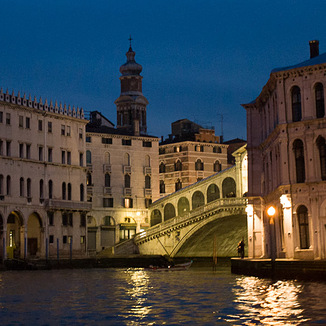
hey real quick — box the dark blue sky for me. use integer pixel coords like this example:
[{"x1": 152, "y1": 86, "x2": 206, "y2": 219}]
[{"x1": 1, "y1": 1, "x2": 325, "y2": 141}]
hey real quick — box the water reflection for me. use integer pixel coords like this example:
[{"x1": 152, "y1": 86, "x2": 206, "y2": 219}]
[{"x1": 231, "y1": 277, "x2": 310, "y2": 325}]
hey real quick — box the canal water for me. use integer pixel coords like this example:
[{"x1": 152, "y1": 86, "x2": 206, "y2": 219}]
[{"x1": 0, "y1": 266, "x2": 325, "y2": 325}]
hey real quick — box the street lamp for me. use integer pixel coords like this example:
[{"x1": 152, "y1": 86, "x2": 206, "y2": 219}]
[{"x1": 267, "y1": 205, "x2": 276, "y2": 262}]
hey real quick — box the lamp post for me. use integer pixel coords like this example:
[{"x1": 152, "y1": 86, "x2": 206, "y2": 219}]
[{"x1": 267, "y1": 206, "x2": 276, "y2": 262}]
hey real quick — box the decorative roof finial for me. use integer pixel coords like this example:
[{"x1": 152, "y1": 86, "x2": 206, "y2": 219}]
[{"x1": 128, "y1": 35, "x2": 133, "y2": 49}]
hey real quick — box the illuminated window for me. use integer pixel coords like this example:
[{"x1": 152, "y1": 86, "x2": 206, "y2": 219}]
[
  {"x1": 297, "y1": 205, "x2": 310, "y2": 249},
  {"x1": 124, "y1": 198, "x2": 133, "y2": 208}
]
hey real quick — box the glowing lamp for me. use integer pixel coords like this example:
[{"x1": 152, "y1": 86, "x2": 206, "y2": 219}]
[{"x1": 267, "y1": 206, "x2": 276, "y2": 217}]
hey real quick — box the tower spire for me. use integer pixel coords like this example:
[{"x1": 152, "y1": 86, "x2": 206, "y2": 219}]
[{"x1": 128, "y1": 35, "x2": 133, "y2": 49}]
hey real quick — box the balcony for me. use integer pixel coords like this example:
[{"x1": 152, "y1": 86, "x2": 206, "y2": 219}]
[
  {"x1": 124, "y1": 187, "x2": 132, "y2": 196},
  {"x1": 196, "y1": 171, "x2": 204, "y2": 178},
  {"x1": 123, "y1": 165, "x2": 131, "y2": 174},
  {"x1": 45, "y1": 199, "x2": 92, "y2": 211},
  {"x1": 103, "y1": 187, "x2": 112, "y2": 195},
  {"x1": 144, "y1": 167, "x2": 151, "y2": 175},
  {"x1": 103, "y1": 164, "x2": 111, "y2": 173},
  {"x1": 87, "y1": 186, "x2": 93, "y2": 195},
  {"x1": 144, "y1": 189, "x2": 152, "y2": 197},
  {"x1": 86, "y1": 163, "x2": 92, "y2": 172}
]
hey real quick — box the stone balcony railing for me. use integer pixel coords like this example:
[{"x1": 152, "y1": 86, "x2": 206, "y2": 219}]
[{"x1": 45, "y1": 199, "x2": 92, "y2": 211}]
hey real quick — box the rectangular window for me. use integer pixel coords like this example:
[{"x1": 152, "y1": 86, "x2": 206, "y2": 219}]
[
  {"x1": 38, "y1": 120, "x2": 43, "y2": 131},
  {"x1": 86, "y1": 136, "x2": 92, "y2": 143},
  {"x1": 38, "y1": 146, "x2": 43, "y2": 161},
  {"x1": 26, "y1": 144, "x2": 31, "y2": 159},
  {"x1": 145, "y1": 198, "x2": 152, "y2": 208},
  {"x1": 61, "y1": 150, "x2": 66, "y2": 164},
  {"x1": 102, "y1": 137, "x2": 112, "y2": 144},
  {"x1": 49, "y1": 235, "x2": 54, "y2": 244},
  {"x1": 67, "y1": 126, "x2": 71, "y2": 136},
  {"x1": 68, "y1": 213, "x2": 73, "y2": 226},
  {"x1": 67, "y1": 151, "x2": 71, "y2": 165},
  {"x1": 124, "y1": 198, "x2": 133, "y2": 208},
  {"x1": 19, "y1": 116, "x2": 24, "y2": 128},
  {"x1": 80, "y1": 213, "x2": 86, "y2": 227},
  {"x1": 63, "y1": 236, "x2": 67, "y2": 244},
  {"x1": 48, "y1": 211, "x2": 54, "y2": 226},
  {"x1": 0, "y1": 111, "x2": 3, "y2": 123},
  {"x1": 103, "y1": 197, "x2": 114, "y2": 207},
  {"x1": 80, "y1": 236, "x2": 85, "y2": 244},
  {"x1": 0, "y1": 140, "x2": 3, "y2": 155},
  {"x1": 48, "y1": 147, "x2": 53, "y2": 162},
  {"x1": 19, "y1": 143, "x2": 24, "y2": 158},
  {"x1": 122, "y1": 139, "x2": 132, "y2": 146},
  {"x1": 143, "y1": 141, "x2": 152, "y2": 147},
  {"x1": 68, "y1": 236, "x2": 73, "y2": 244},
  {"x1": 6, "y1": 113, "x2": 10, "y2": 125},
  {"x1": 62, "y1": 213, "x2": 68, "y2": 226},
  {"x1": 26, "y1": 117, "x2": 30, "y2": 129},
  {"x1": 79, "y1": 128, "x2": 83, "y2": 139},
  {"x1": 6, "y1": 141, "x2": 11, "y2": 156},
  {"x1": 48, "y1": 121, "x2": 52, "y2": 133},
  {"x1": 61, "y1": 125, "x2": 65, "y2": 136},
  {"x1": 79, "y1": 153, "x2": 83, "y2": 167}
]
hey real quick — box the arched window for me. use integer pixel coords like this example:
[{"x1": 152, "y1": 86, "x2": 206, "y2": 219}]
[
  {"x1": 80, "y1": 184, "x2": 84, "y2": 202},
  {"x1": 291, "y1": 86, "x2": 302, "y2": 122},
  {"x1": 103, "y1": 216, "x2": 115, "y2": 226},
  {"x1": 62, "y1": 182, "x2": 66, "y2": 200},
  {"x1": 315, "y1": 83, "x2": 325, "y2": 118},
  {"x1": 27, "y1": 178, "x2": 31, "y2": 198},
  {"x1": 297, "y1": 205, "x2": 310, "y2": 249},
  {"x1": 0, "y1": 175, "x2": 3, "y2": 195},
  {"x1": 105, "y1": 173, "x2": 111, "y2": 187},
  {"x1": 68, "y1": 183, "x2": 72, "y2": 200},
  {"x1": 40, "y1": 179, "x2": 44, "y2": 199},
  {"x1": 124, "y1": 174, "x2": 131, "y2": 188},
  {"x1": 145, "y1": 175, "x2": 151, "y2": 189},
  {"x1": 160, "y1": 180, "x2": 165, "y2": 194},
  {"x1": 159, "y1": 162, "x2": 166, "y2": 173},
  {"x1": 49, "y1": 180, "x2": 53, "y2": 199},
  {"x1": 317, "y1": 136, "x2": 326, "y2": 180},
  {"x1": 86, "y1": 172, "x2": 92, "y2": 186},
  {"x1": 6, "y1": 176, "x2": 11, "y2": 195},
  {"x1": 124, "y1": 153, "x2": 130, "y2": 166},
  {"x1": 20, "y1": 177, "x2": 24, "y2": 197},
  {"x1": 174, "y1": 160, "x2": 182, "y2": 171},
  {"x1": 195, "y1": 159, "x2": 204, "y2": 171},
  {"x1": 293, "y1": 139, "x2": 305, "y2": 183},
  {"x1": 214, "y1": 161, "x2": 221, "y2": 172},
  {"x1": 175, "y1": 179, "x2": 182, "y2": 191},
  {"x1": 86, "y1": 150, "x2": 92, "y2": 164}
]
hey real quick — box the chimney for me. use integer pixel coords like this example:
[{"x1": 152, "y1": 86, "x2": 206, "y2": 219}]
[{"x1": 309, "y1": 40, "x2": 319, "y2": 58}]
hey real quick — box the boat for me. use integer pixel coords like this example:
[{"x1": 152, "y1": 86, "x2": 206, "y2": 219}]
[{"x1": 147, "y1": 260, "x2": 193, "y2": 271}]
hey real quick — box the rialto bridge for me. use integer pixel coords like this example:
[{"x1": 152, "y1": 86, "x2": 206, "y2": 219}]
[{"x1": 134, "y1": 146, "x2": 248, "y2": 258}]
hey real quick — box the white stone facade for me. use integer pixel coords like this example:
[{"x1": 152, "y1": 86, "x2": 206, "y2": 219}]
[{"x1": 244, "y1": 41, "x2": 326, "y2": 260}]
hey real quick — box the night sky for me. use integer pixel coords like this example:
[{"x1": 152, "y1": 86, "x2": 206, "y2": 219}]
[{"x1": 0, "y1": 1, "x2": 325, "y2": 141}]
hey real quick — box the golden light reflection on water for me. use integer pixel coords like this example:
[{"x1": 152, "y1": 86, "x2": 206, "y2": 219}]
[
  {"x1": 124, "y1": 268, "x2": 151, "y2": 322},
  {"x1": 231, "y1": 276, "x2": 310, "y2": 325}
]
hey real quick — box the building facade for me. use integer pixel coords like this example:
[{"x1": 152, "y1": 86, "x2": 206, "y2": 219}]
[
  {"x1": 0, "y1": 90, "x2": 90, "y2": 260},
  {"x1": 244, "y1": 40, "x2": 326, "y2": 260},
  {"x1": 159, "y1": 119, "x2": 228, "y2": 196}
]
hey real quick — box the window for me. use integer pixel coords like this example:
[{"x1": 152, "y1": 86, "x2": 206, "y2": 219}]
[
  {"x1": 0, "y1": 175, "x2": 3, "y2": 195},
  {"x1": 80, "y1": 236, "x2": 85, "y2": 244},
  {"x1": 80, "y1": 184, "x2": 84, "y2": 201},
  {"x1": 86, "y1": 173, "x2": 92, "y2": 186},
  {"x1": 0, "y1": 140, "x2": 3, "y2": 155},
  {"x1": 214, "y1": 161, "x2": 221, "y2": 172},
  {"x1": 19, "y1": 143, "x2": 24, "y2": 158},
  {"x1": 6, "y1": 141, "x2": 11, "y2": 156},
  {"x1": 67, "y1": 126, "x2": 71, "y2": 136},
  {"x1": 80, "y1": 213, "x2": 86, "y2": 227},
  {"x1": 68, "y1": 213, "x2": 73, "y2": 226},
  {"x1": 160, "y1": 180, "x2": 165, "y2": 194},
  {"x1": 103, "y1": 197, "x2": 113, "y2": 207},
  {"x1": 48, "y1": 148, "x2": 53, "y2": 162},
  {"x1": 62, "y1": 182, "x2": 66, "y2": 200},
  {"x1": 68, "y1": 183, "x2": 72, "y2": 200},
  {"x1": 213, "y1": 146, "x2": 222, "y2": 153},
  {"x1": 27, "y1": 178, "x2": 31, "y2": 199},
  {"x1": 145, "y1": 198, "x2": 152, "y2": 208},
  {"x1": 0, "y1": 111, "x2": 2, "y2": 123},
  {"x1": 19, "y1": 116, "x2": 23, "y2": 127},
  {"x1": 62, "y1": 212, "x2": 68, "y2": 226},
  {"x1": 48, "y1": 211, "x2": 54, "y2": 226},
  {"x1": 26, "y1": 117, "x2": 30, "y2": 129},
  {"x1": 195, "y1": 159, "x2": 204, "y2": 171},
  {"x1": 315, "y1": 83, "x2": 325, "y2": 118},
  {"x1": 159, "y1": 162, "x2": 166, "y2": 173},
  {"x1": 159, "y1": 147, "x2": 165, "y2": 154},
  {"x1": 102, "y1": 137, "x2": 112, "y2": 144},
  {"x1": 143, "y1": 141, "x2": 152, "y2": 147},
  {"x1": 38, "y1": 146, "x2": 43, "y2": 161},
  {"x1": 6, "y1": 113, "x2": 10, "y2": 125},
  {"x1": 67, "y1": 151, "x2": 71, "y2": 165},
  {"x1": 61, "y1": 125, "x2": 65, "y2": 136},
  {"x1": 86, "y1": 150, "x2": 92, "y2": 164},
  {"x1": 79, "y1": 128, "x2": 83, "y2": 139},
  {"x1": 49, "y1": 235, "x2": 54, "y2": 244},
  {"x1": 105, "y1": 173, "x2": 111, "y2": 187},
  {"x1": 38, "y1": 120, "x2": 43, "y2": 131},
  {"x1": 292, "y1": 86, "x2": 302, "y2": 122},
  {"x1": 297, "y1": 205, "x2": 310, "y2": 249},
  {"x1": 48, "y1": 121, "x2": 52, "y2": 133},
  {"x1": 174, "y1": 160, "x2": 182, "y2": 171},
  {"x1": 61, "y1": 150, "x2": 66, "y2": 164},
  {"x1": 63, "y1": 235, "x2": 67, "y2": 244},
  {"x1": 20, "y1": 177, "x2": 24, "y2": 196},
  {"x1": 122, "y1": 139, "x2": 132, "y2": 146},
  {"x1": 39, "y1": 179, "x2": 44, "y2": 200},
  {"x1": 145, "y1": 175, "x2": 151, "y2": 189},
  {"x1": 124, "y1": 174, "x2": 131, "y2": 188},
  {"x1": 86, "y1": 136, "x2": 92, "y2": 143},
  {"x1": 124, "y1": 198, "x2": 133, "y2": 208},
  {"x1": 317, "y1": 136, "x2": 326, "y2": 180},
  {"x1": 79, "y1": 153, "x2": 84, "y2": 167},
  {"x1": 49, "y1": 180, "x2": 53, "y2": 199},
  {"x1": 26, "y1": 144, "x2": 31, "y2": 159},
  {"x1": 293, "y1": 139, "x2": 305, "y2": 183},
  {"x1": 175, "y1": 179, "x2": 182, "y2": 191}
]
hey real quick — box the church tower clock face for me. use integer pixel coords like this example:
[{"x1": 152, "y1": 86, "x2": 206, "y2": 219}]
[{"x1": 115, "y1": 39, "x2": 148, "y2": 135}]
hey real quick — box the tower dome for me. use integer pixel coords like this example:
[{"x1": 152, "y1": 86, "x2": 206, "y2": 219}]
[{"x1": 119, "y1": 47, "x2": 143, "y2": 76}]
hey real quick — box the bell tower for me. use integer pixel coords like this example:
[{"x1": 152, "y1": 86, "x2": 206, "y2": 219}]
[{"x1": 115, "y1": 37, "x2": 148, "y2": 135}]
